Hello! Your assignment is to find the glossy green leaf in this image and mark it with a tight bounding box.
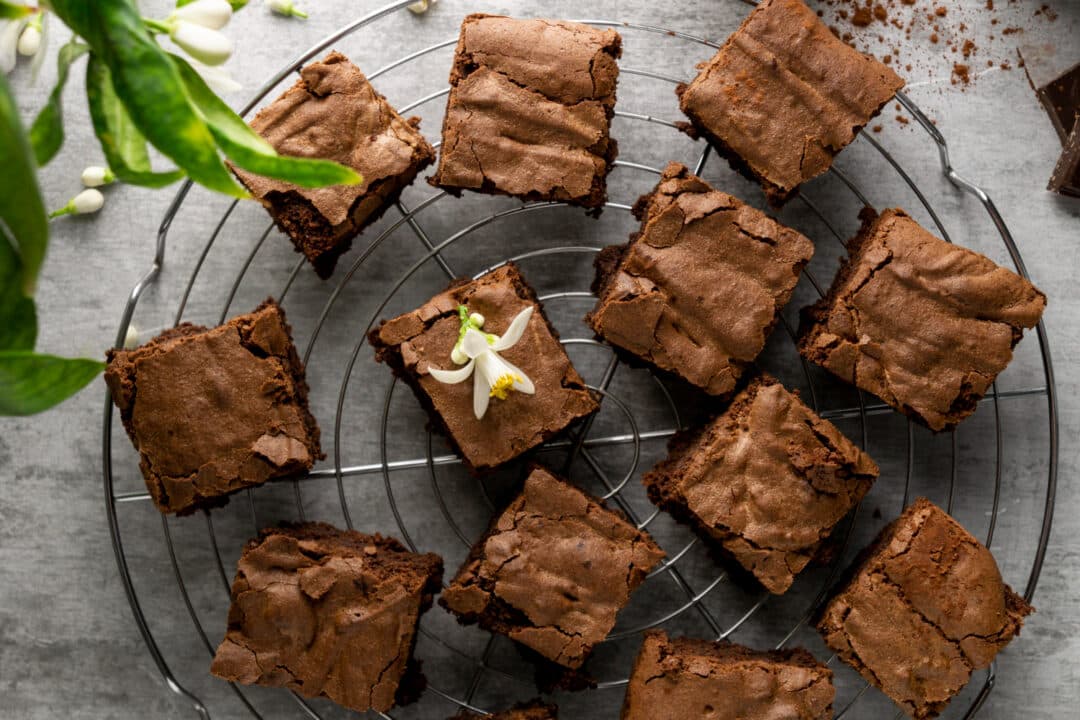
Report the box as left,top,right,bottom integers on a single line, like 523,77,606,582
29,40,89,166
176,0,249,9
0,234,36,351
51,0,248,197
86,56,185,187
0,73,48,295
173,56,362,188
0,351,104,415
0,2,32,20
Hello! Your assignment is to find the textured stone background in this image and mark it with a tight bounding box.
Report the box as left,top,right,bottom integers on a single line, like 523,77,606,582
1,1,1077,718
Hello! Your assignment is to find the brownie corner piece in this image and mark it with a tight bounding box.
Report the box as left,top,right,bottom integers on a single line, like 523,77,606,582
104,299,322,515
368,264,598,473
431,15,621,209
817,498,1032,719
210,522,443,714
587,162,814,396
236,51,435,278
798,207,1047,431
677,0,903,204
622,630,834,720
439,465,665,671
643,375,877,594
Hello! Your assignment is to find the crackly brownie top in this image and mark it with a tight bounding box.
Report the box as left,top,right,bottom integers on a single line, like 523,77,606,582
623,631,834,720
818,498,1032,719
370,264,597,471
210,522,442,713
652,376,878,594
678,0,903,201
104,301,320,514
441,467,665,669
448,700,557,719
589,163,813,396
799,208,1046,432
432,14,621,204
236,51,432,228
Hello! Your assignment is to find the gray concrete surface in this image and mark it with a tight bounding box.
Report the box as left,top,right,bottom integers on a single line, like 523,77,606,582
1,1,1077,718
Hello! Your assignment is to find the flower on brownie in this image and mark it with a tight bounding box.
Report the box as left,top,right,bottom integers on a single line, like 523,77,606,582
428,304,535,420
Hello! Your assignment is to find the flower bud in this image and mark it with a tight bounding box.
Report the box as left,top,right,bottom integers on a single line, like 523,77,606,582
123,325,140,350
17,24,40,57
408,0,437,14
469,312,485,328
268,0,308,18
50,189,105,219
173,0,233,30
171,21,233,66
81,166,116,188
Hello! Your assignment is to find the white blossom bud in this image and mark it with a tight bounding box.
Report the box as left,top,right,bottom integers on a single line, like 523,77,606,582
450,345,467,365
469,312,485,328
268,0,308,18
51,189,106,219
173,0,233,30
408,0,437,14
171,21,233,66
81,166,116,188
123,324,140,350
16,24,40,57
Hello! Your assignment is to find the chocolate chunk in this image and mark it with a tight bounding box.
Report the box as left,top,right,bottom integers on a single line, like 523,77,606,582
1049,116,1080,197
1018,43,1080,144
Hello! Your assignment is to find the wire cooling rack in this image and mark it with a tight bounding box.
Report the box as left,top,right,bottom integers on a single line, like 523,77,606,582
101,2,1059,718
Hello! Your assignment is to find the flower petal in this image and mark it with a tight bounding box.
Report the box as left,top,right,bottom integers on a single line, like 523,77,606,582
461,327,490,359
501,358,535,394
428,360,474,385
492,307,533,351
1,20,25,75
473,366,491,419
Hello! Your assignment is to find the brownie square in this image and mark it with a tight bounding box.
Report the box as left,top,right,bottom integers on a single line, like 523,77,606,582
430,14,621,210
235,51,435,278
369,264,598,473
105,300,322,515
448,701,557,719
622,631,834,720
798,208,1047,432
440,466,665,671
817,498,1033,719
587,162,814,396
677,0,904,205
643,375,878,594
210,523,443,714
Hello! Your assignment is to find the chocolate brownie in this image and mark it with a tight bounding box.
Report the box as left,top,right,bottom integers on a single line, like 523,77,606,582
430,14,621,210
798,208,1047,432
105,300,322,515
448,700,557,719
817,498,1032,719
369,264,598,473
621,631,834,720
643,376,878,594
210,523,443,714
235,51,435,278
440,466,665,671
587,163,814,396
677,0,904,205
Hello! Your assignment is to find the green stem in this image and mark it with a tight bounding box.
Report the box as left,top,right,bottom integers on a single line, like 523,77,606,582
142,17,172,35
48,201,74,219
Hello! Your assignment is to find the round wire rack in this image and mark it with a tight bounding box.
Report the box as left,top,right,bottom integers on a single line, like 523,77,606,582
102,2,1059,718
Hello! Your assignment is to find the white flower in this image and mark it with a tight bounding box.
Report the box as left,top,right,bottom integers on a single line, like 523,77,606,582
170,20,233,66
123,324,140,350
188,59,242,94
81,166,116,188
173,0,233,30
50,188,105,218
408,0,437,14
16,22,39,57
429,305,535,419
1,19,25,74
268,0,308,18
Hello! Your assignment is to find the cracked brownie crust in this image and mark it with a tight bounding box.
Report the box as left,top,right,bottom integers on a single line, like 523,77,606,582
369,264,598,473
621,630,834,720
449,700,558,719
105,300,322,515
587,162,814,396
440,466,665,671
210,522,443,714
817,498,1032,720
235,51,436,278
676,0,904,205
643,375,879,594
798,207,1047,432
430,14,621,209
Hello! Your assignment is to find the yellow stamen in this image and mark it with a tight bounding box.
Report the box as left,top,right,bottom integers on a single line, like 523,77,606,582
489,373,522,400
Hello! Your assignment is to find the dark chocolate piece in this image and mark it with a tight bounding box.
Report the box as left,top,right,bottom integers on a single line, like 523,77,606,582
105,300,322,515
621,631,834,720
643,375,878,594
798,208,1046,431
587,162,814,396
818,499,1032,720
236,51,435,278
1018,43,1080,144
440,466,665,671
676,0,904,205
430,14,621,210
1049,117,1080,197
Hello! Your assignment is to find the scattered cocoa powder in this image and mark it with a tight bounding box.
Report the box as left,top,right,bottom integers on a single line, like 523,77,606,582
896,114,910,124
872,124,884,132
952,63,971,84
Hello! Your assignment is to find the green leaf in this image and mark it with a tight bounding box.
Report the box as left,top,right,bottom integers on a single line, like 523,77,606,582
86,56,185,188
0,234,36,350
29,40,89,167
177,0,249,9
172,55,362,188
0,351,103,415
0,73,48,295
51,0,248,197
0,2,32,20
